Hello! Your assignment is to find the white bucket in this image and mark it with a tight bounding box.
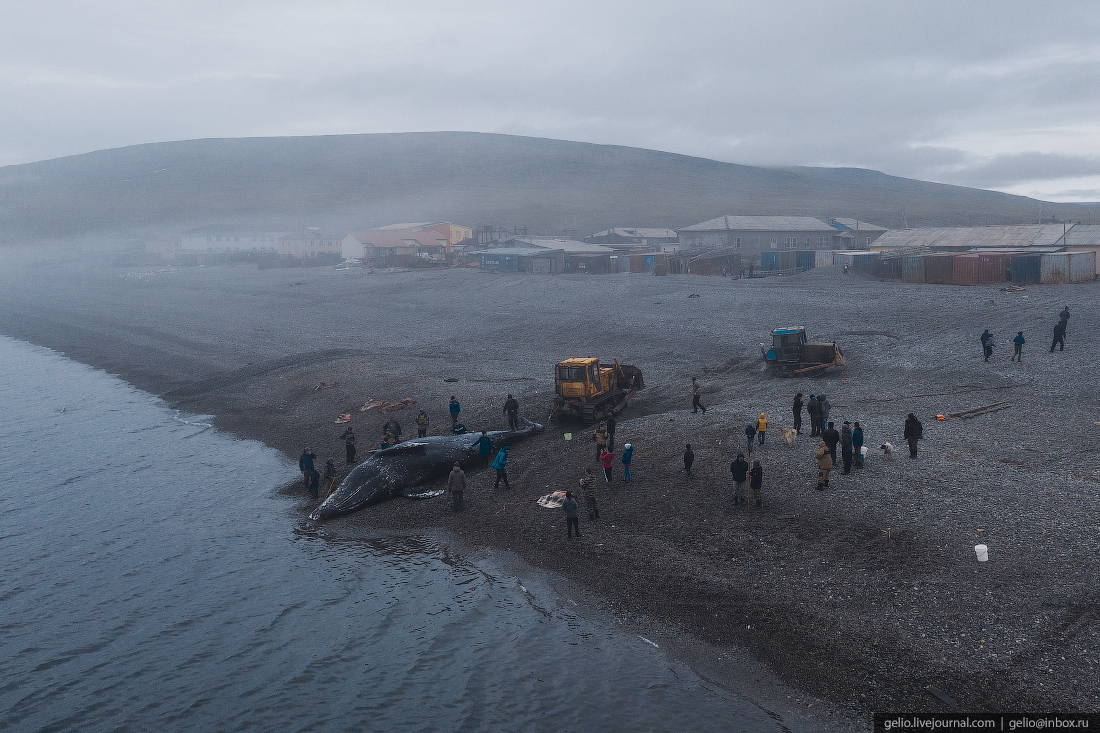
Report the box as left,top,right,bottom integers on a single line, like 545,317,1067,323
974,544,988,562
860,446,868,457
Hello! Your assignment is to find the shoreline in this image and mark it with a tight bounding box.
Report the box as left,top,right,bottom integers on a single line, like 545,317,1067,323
3,255,1097,722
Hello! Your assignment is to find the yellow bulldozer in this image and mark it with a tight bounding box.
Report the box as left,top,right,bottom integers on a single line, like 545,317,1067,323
549,357,644,423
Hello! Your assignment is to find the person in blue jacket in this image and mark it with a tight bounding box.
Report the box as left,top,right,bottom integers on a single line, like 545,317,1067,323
491,445,510,490
298,447,316,487
621,443,634,483
449,396,461,426
1012,331,1025,361
853,422,865,468
471,430,494,469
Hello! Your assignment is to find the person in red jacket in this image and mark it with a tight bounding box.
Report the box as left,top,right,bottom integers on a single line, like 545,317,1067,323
600,447,615,482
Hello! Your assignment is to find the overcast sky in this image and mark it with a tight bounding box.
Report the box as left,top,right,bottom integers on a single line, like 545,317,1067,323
2,1,1099,201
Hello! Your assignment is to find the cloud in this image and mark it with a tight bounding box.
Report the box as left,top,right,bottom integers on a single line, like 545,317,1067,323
1,0,1100,201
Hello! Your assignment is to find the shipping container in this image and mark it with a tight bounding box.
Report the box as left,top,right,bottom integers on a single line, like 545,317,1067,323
778,251,796,271
952,254,980,285
832,252,854,269
976,253,1012,283
814,250,834,267
795,250,816,271
1041,251,1097,283
902,256,925,283
852,253,875,273
629,253,643,273
873,256,901,279
1067,247,1100,275
1011,254,1040,284
924,254,955,284
761,251,780,271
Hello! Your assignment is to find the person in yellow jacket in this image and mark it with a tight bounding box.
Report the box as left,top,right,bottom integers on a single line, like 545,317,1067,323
815,440,833,491
756,412,767,446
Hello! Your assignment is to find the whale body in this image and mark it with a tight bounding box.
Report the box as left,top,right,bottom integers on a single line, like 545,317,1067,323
309,419,543,521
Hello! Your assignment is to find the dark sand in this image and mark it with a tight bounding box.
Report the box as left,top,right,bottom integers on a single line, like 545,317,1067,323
3,252,1098,726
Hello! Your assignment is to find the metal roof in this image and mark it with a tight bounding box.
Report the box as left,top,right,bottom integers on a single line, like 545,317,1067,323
679,216,885,232
507,237,615,254
874,224,1071,250
1066,224,1100,246
587,227,678,239
474,247,561,256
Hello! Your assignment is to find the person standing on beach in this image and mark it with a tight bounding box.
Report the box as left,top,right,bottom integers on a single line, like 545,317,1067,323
307,468,320,500
447,461,466,512
580,468,599,521
600,447,615,482
744,422,756,454
593,422,609,460
449,396,461,427
756,412,767,446
853,422,865,468
749,460,763,508
323,457,336,496
1012,332,1025,362
563,491,581,539
605,414,616,452
815,441,832,491
471,430,493,469
492,446,511,490
299,447,317,487
840,421,854,475
502,394,520,430
1051,321,1066,352
691,377,706,414
822,422,840,466
903,413,923,458
1059,305,1070,335
819,395,831,435
683,444,695,478
416,410,430,437
730,453,749,506
341,426,357,465
621,443,634,483
807,395,821,437
792,393,804,435
981,329,994,362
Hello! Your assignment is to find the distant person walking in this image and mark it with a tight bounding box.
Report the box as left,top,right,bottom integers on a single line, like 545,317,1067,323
1051,321,1066,352
600,447,615,482
449,396,461,427
299,447,317,488
1059,306,1070,335
807,395,822,437
840,421,854,475
471,430,494,469
756,412,768,446
621,443,634,483
822,421,840,466
981,329,994,362
683,444,695,478
564,491,581,539
744,422,757,454
730,453,749,506
447,462,466,512
503,394,520,430
903,413,923,458
749,459,763,509
341,426,357,465
593,422,609,460
792,393,804,435
605,414,616,452
1012,332,1025,362
853,422,865,468
580,468,599,521
691,377,707,414
492,446,511,490
815,441,833,491
416,410,430,437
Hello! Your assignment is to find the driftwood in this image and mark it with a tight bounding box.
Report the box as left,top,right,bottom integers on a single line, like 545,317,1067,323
948,401,1012,420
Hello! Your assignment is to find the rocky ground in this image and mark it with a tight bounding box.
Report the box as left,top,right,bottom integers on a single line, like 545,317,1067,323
2,249,1098,725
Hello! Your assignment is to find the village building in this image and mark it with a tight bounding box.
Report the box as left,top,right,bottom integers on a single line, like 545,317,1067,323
341,222,473,263
677,216,886,258
873,223,1073,253
179,225,286,252
584,227,678,249
474,237,617,274
277,229,343,258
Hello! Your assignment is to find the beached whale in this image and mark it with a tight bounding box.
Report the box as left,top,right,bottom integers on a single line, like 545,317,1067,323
309,419,544,521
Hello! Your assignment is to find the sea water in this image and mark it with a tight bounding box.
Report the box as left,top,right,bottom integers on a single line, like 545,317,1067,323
0,335,784,731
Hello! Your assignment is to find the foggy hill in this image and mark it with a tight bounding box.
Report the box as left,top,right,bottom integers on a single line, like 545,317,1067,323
0,132,1081,242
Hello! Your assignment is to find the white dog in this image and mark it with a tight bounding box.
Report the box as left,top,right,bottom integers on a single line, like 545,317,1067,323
880,442,894,459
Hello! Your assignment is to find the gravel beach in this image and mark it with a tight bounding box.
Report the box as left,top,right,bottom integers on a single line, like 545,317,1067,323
3,252,1097,722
